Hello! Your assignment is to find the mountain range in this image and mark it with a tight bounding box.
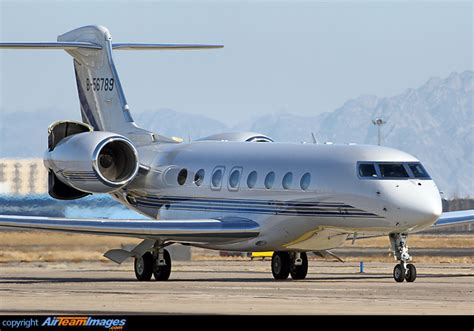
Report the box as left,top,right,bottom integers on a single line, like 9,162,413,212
1,71,472,197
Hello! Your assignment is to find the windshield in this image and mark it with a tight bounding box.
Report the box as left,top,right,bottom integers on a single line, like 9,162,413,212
378,163,409,178
358,163,377,178
358,162,431,179
408,163,430,178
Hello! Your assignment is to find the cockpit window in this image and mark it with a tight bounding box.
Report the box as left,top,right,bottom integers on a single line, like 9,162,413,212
378,163,409,178
408,163,430,178
358,161,430,180
358,164,377,178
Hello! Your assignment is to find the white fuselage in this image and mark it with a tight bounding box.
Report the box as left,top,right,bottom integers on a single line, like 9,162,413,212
113,141,442,252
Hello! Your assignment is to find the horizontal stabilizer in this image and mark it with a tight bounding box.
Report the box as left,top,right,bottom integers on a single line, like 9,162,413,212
112,43,223,50
0,42,223,51
0,42,102,50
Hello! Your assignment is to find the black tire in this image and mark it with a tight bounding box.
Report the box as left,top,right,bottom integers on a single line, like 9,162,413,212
405,263,417,282
153,249,172,281
393,264,405,283
290,252,308,280
271,251,290,280
134,252,153,281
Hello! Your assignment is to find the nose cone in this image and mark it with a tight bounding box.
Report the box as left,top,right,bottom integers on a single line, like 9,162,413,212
402,182,442,229
411,195,442,227
382,180,443,230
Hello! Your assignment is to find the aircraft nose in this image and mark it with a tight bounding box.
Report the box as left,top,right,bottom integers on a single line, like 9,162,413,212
385,181,443,229
411,198,442,225
403,184,442,228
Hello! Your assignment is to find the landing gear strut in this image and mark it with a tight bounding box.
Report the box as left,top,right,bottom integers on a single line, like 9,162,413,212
271,251,308,280
152,249,172,281
134,243,172,281
390,233,416,283
290,252,308,280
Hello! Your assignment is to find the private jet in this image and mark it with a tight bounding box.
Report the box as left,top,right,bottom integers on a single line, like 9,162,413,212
1,25,472,283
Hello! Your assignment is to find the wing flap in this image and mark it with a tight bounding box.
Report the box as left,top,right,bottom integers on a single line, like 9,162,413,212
0,215,259,244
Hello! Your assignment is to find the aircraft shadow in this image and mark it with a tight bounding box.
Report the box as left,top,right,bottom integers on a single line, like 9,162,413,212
0,273,471,284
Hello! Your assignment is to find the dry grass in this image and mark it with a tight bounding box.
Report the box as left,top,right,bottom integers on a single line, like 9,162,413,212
0,231,472,264
0,231,141,263
0,231,141,248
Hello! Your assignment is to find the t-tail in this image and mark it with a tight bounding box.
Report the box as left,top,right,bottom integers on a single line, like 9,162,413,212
0,25,223,140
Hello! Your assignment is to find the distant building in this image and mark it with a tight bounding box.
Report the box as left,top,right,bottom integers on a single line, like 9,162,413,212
0,159,47,195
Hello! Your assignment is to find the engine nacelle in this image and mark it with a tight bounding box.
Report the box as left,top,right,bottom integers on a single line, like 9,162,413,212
44,131,139,194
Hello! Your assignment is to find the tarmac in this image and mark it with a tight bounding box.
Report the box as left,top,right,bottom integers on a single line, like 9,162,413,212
0,260,472,315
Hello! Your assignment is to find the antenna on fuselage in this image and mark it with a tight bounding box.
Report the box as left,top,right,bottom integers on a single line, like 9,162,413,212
311,132,318,144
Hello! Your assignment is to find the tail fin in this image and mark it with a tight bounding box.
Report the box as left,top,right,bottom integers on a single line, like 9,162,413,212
58,26,135,133
1,25,223,140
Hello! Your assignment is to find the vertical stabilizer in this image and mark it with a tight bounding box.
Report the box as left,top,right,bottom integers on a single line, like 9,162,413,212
58,26,144,136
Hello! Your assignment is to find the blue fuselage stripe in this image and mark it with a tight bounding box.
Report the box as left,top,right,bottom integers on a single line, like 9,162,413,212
133,196,382,218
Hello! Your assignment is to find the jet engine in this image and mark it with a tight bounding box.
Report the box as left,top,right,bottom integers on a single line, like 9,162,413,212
44,121,139,198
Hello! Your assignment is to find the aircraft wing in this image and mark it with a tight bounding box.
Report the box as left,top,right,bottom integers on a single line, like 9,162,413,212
0,215,259,245
428,209,474,231
345,209,474,241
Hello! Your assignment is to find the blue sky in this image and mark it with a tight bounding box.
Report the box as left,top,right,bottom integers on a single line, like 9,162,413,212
1,1,472,125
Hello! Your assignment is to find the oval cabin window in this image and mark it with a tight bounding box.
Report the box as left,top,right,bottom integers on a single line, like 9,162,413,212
300,172,311,190
264,172,275,189
247,171,257,189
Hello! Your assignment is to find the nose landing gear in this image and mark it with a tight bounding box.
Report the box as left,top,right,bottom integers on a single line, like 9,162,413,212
390,233,417,283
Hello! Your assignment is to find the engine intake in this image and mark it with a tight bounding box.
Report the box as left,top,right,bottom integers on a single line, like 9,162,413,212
93,137,139,186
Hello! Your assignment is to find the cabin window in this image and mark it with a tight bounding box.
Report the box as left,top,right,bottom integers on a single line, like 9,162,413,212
211,167,224,190
358,163,377,178
194,169,205,186
378,163,409,178
282,172,293,190
247,171,257,189
300,173,311,190
177,169,187,185
264,172,275,189
228,167,242,190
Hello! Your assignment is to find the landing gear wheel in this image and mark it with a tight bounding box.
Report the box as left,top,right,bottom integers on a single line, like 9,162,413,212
153,249,172,281
290,252,308,280
405,263,417,282
134,252,153,281
272,251,290,280
393,264,405,283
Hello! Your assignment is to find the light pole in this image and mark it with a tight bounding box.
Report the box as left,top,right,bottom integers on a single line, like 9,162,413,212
372,118,386,146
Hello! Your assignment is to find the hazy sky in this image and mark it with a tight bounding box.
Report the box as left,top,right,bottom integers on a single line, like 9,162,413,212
0,1,472,125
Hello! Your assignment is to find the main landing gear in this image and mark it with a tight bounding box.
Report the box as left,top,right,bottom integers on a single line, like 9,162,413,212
390,233,417,283
134,245,172,281
271,251,308,280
